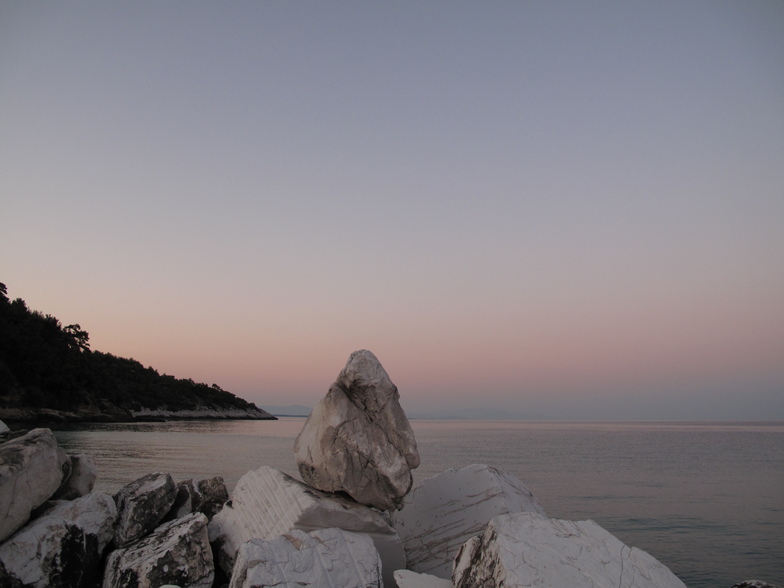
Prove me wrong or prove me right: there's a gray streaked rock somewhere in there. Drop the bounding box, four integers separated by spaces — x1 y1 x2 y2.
165 482 192 522
167 476 228 522
0 419 9 434
190 476 229 519
54 453 97 501
294 349 420 512
103 511 214 588
394 569 454 588
229 528 382 588
207 465 405 588
452 512 687 588
391 464 546 579
0 428 70 542
0 491 117 588
113 472 177 547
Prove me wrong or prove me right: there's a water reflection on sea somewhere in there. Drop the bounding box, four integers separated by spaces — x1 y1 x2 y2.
51 418 784 588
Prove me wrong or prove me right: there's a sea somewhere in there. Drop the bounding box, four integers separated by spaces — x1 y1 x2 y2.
48 418 783 588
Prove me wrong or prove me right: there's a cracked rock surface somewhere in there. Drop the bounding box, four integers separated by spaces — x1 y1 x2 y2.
0 491 118 588
0 428 70 542
229 528 382 588
207 465 405 588
103 511 213 588
294 349 419 512
113 472 178 547
394 569 454 588
391 464 546 579
452 512 687 588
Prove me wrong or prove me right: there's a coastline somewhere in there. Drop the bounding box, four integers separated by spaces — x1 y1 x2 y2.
0 405 277 424
4 418 778 585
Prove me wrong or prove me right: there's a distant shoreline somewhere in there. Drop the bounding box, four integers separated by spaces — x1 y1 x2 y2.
0 406 277 425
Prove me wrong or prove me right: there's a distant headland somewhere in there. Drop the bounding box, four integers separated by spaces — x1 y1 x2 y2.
0 282 275 423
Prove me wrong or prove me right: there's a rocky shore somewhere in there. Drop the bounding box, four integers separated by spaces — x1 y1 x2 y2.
0 405 276 424
0 351 777 587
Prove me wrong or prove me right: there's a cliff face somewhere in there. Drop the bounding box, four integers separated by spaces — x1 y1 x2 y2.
0 283 276 422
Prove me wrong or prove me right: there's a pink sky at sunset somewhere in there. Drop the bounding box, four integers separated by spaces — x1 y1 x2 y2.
2 2 783 419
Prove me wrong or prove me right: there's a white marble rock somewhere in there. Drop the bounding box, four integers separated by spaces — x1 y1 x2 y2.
0 491 118 588
207 465 405 588
294 349 420 512
54 453 97 500
103 511 214 588
391 464 546 579
229 528 382 588
113 471 178 547
0 428 70 542
452 512 687 588
394 569 454 588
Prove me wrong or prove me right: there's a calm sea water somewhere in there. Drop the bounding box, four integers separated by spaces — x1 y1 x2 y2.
49 418 783 588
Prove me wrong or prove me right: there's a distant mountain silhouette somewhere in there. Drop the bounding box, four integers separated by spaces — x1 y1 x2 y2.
408 407 547 420
0 282 275 422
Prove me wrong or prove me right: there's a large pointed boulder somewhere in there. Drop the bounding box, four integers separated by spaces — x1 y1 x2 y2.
294 349 420 512
0 428 70 542
452 512 687 588
391 464 546 578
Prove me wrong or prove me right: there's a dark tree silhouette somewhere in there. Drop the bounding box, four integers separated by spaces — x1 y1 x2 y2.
0 282 267 418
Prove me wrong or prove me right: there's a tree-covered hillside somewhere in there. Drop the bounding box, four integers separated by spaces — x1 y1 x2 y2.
0 283 274 421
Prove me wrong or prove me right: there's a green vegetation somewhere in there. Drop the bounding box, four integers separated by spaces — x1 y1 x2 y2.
0 282 268 419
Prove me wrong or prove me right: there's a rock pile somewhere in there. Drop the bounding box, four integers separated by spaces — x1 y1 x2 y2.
0 424 227 588
1 350 746 587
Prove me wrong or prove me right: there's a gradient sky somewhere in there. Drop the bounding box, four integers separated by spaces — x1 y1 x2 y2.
2 2 783 419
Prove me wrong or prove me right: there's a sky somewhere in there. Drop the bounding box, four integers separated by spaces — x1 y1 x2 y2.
2 2 783 420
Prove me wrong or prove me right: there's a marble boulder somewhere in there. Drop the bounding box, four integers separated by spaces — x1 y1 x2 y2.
113 472 178 547
0 491 118 588
0 428 70 542
103 511 214 588
294 349 420 512
229 528 382 588
452 512 687 588
207 465 405 588
391 464 545 578
166 476 228 522
54 453 97 501
394 569 454 588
